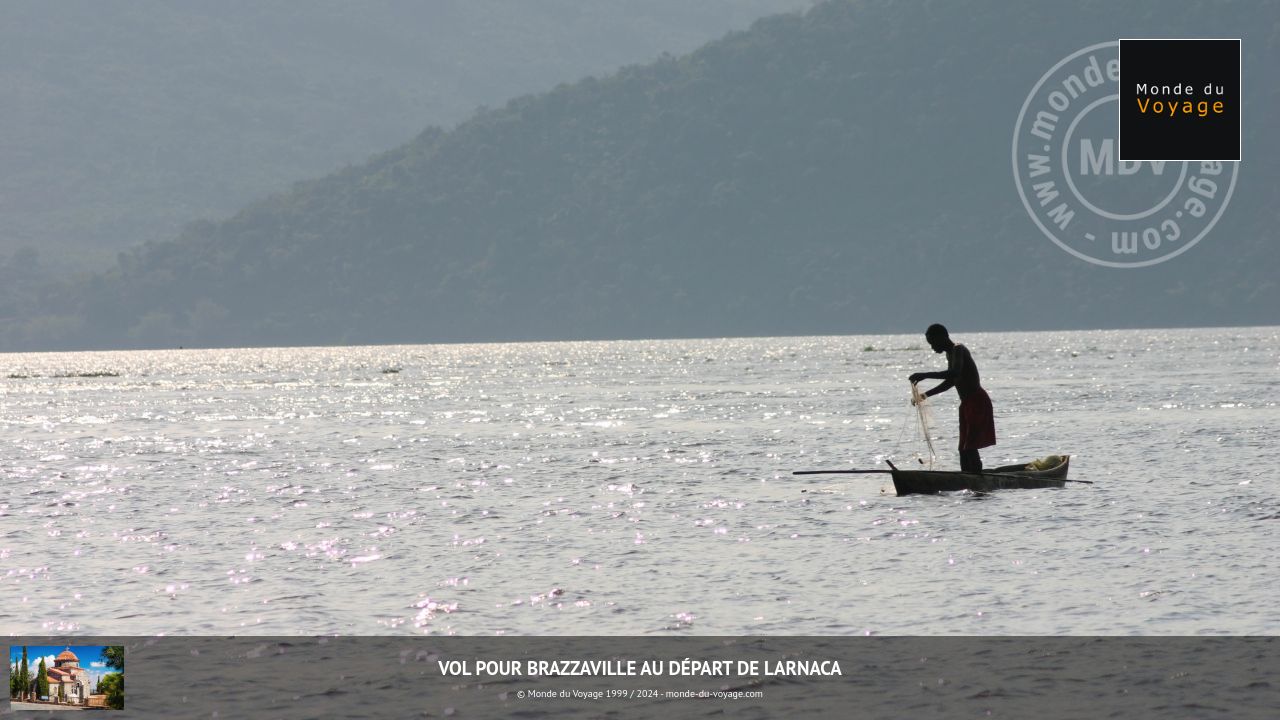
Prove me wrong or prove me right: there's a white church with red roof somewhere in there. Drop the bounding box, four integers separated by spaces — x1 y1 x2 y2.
45 648 91 704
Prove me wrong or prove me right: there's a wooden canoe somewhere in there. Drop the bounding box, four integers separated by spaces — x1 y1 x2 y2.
889 455 1070 495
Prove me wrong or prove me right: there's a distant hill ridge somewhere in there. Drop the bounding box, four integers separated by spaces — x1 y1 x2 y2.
3 0 1275 350
0 0 808 271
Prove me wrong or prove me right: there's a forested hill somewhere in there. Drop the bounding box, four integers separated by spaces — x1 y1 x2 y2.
5 0 1276 350
0 0 808 273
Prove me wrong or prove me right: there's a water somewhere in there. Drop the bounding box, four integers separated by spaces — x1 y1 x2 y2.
1 327 1276 636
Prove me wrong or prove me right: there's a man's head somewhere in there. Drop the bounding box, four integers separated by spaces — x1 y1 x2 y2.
925 323 950 353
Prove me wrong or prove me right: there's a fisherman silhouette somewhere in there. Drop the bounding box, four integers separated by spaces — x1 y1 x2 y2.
908 324 995 473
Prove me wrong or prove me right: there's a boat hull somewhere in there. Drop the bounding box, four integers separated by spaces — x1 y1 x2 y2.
891 456 1070 495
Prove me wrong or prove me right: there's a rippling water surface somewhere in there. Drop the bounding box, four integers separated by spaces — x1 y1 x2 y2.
1 328 1276 635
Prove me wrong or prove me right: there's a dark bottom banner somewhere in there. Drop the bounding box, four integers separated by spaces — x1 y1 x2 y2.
3 637 1277 718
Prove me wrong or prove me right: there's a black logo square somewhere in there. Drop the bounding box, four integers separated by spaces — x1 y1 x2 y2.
1119 39 1240 161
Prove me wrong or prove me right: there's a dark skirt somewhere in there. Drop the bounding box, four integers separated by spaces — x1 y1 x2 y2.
958 388 996 451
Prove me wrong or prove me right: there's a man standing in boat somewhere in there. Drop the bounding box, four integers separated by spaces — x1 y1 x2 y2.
908 324 995 473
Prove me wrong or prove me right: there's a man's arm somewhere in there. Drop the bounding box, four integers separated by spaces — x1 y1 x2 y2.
909 370 948 382
909 348 966 397
924 378 954 398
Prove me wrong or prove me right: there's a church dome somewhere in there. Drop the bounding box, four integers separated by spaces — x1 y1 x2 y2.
56 648 79 662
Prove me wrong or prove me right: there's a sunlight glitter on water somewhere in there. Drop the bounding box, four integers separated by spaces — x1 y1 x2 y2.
0 329 1277 635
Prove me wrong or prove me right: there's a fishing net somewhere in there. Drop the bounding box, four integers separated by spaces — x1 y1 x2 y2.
909 382 937 469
